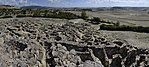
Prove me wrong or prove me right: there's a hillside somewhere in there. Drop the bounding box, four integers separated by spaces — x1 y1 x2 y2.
0 18 149 67
0 5 18 9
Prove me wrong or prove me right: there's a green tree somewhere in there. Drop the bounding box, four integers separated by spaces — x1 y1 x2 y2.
115 21 120 26
81 11 88 20
91 17 101 22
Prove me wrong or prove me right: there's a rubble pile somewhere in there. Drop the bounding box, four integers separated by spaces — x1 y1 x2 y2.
0 18 149 67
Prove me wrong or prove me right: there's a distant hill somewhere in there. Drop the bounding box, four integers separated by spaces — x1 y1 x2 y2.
0 5 14 7
0 5 18 9
21 6 149 11
21 6 50 9
110 7 149 11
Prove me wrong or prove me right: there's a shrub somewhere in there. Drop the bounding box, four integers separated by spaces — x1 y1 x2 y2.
115 21 120 26
100 24 149 33
46 12 79 19
89 17 114 24
90 17 101 22
81 11 88 20
1 15 13 18
16 14 33 17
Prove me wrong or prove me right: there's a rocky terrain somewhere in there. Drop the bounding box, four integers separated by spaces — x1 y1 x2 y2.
0 18 149 67
101 30 149 49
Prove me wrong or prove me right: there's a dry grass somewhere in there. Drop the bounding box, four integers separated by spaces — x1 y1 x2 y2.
69 10 149 27
101 30 149 48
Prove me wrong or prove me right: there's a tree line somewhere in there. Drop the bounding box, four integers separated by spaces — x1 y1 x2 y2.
16 10 80 20
100 24 149 33
0 8 80 19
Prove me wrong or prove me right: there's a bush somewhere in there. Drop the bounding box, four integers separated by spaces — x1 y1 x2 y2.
47 12 79 19
16 14 33 17
114 21 120 26
1 15 13 18
89 17 114 24
100 24 149 33
81 11 88 20
90 17 101 22
89 17 101 24
16 11 79 19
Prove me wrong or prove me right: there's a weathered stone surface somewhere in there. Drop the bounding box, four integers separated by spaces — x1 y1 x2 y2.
0 18 149 67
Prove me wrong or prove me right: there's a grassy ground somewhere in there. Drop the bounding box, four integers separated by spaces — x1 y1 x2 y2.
64 11 149 48
101 30 149 48
69 10 149 27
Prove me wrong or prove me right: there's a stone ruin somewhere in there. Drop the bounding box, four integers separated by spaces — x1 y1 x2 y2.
0 18 149 67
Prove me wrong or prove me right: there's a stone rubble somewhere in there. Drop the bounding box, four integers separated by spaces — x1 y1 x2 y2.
0 18 149 67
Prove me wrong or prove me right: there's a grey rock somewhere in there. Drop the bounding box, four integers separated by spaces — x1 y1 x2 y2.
0 18 148 67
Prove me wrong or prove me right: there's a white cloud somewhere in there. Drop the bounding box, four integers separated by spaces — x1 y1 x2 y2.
47 0 146 4
18 0 29 6
109 0 149 7
19 0 28 4
86 0 142 3
46 0 149 7
0 0 30 6
0 0 148 7
0 0 16 5
85 0 149 7
48 0 62 3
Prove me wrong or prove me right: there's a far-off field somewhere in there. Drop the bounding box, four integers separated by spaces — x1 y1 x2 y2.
68 8 149 49
70 10 149 26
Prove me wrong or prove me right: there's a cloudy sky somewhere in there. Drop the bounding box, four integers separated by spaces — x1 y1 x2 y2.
0 0 149 7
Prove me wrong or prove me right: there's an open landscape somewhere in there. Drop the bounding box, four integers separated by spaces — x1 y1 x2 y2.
0 1 149 67
70 10 149 26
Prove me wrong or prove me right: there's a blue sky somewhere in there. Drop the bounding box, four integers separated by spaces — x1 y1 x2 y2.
0 0 149 7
